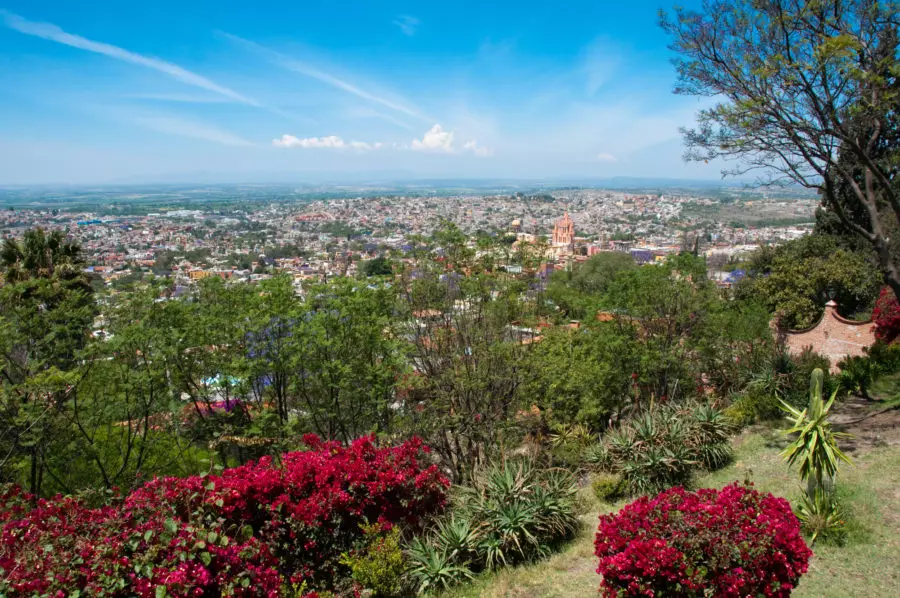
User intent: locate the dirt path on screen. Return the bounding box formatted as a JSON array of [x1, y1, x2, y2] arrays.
[[830, 395, 900, 453]]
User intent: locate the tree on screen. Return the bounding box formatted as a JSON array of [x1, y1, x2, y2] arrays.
[[780, 368, 851, 498], [1, 228, 85, 283], [547, 252, 637, 319], [0, 229, 94, 495], [738, 235, 882, 328], [661, 0, 900, 300], [362, 256, 394, 277], [601, 254, 718, 406]]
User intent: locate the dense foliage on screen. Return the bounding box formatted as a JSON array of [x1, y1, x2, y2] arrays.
[[595, 483, 812, 597], [0, 436, 448, 597]]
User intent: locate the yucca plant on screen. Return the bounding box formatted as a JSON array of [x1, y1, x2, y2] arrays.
[[780, 368, 852, 498], [406, 536, 474, 594]]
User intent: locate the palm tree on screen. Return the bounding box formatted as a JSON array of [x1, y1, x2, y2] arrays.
[[1, 228, 85, 283]]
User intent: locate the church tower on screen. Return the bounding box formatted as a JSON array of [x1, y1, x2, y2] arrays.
[[552, 211, 575, 248]]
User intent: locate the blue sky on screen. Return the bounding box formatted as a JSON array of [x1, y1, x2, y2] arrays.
[[0, 0, 722, 184]]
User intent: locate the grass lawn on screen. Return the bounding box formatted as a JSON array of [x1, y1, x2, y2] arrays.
[[439, 426, 900, 598]]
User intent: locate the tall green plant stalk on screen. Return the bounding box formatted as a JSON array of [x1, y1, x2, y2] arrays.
[[780, 369, 852, 497]]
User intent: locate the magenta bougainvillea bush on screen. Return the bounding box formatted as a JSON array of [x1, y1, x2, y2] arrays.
[[873, 286, 900, 343], [0, 435, 448, 597], [595, 483, 812, 598]]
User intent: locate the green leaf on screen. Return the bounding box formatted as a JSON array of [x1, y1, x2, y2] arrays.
[[155, 587, 167, 598], [164, 518, 178, 534]]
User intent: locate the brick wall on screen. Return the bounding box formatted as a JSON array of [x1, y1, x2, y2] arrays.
[[780, 301, 876, 372]]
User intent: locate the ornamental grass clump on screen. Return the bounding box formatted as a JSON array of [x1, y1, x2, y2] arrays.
[[595, 483, 812, 598]]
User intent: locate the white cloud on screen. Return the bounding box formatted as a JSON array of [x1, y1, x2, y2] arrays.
[[595, 152, 618, 163], [135, 116, 254, 147], [2, 11, 259, 107], [463, 140, 493, 157], [412, 124, 455, 152], [409, 126, 493, 156], [272, 134, 380, 151], [393, 15, 420, 36]]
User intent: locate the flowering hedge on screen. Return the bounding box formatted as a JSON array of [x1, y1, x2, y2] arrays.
[[594, 483, 812, 597], [0, 435, 448, 597], [874, 286, 900, 343]]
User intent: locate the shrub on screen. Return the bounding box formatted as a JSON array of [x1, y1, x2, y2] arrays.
[[582, 442, 612, 470], [866, 341, 900, 374], [838, 355, 877, 398], [340, 524, 408, 597], [591, 472, 626, 503], [722, 394, 757, 427], [873, 286, 900, 344], [0, 436, 449, 597], [595, 483, 812, 597], [406, 537, 474, 594]]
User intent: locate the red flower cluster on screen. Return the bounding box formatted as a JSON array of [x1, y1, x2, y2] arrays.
[[873, 287, 900, 343], [595, 483, 811, 597], [0, 435, 448, 597]]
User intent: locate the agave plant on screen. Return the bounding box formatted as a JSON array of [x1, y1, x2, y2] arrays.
[[406, 536, 474, 594], [433, 515, 480, 564], [582, 442, 612, 470], [781, 368, 852, 497], [687, 403, 734, 470]]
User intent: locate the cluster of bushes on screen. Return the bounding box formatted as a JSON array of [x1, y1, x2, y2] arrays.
[[406, 460, 580, 594], [724, 347, 836, 426], [838, 342, 900, 399], [0, 435, 448, 597], [584, 402, 733, 499], [594, 483, 812, 597]]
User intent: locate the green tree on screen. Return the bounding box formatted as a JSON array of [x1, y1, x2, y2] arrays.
[[601, 254, 718, 405], [546, 252, 636, 319], [362, 256, 394, 277], [1, 228, 85, 283], [738, 235, 882, 328], [662, 0, 900, 300]]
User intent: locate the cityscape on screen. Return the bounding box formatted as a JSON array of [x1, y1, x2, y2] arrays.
[[0, 183, 818, 296]]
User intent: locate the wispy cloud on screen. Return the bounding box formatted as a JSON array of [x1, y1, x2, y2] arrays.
[[1, 10, 260, 106], [581, 38, 622, 96], [124, 93, 237, 104], [223, 33, 426, 122], [346, 106, 415, 131], [273, 134, 382, 151], [595, 152, 618, 163], [393, 15, 420, 36], [135, 116, 255, 146]]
